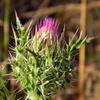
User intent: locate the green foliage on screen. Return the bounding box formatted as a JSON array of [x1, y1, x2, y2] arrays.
[[0, 71, 12, 100], [9, 14, 93, 100]]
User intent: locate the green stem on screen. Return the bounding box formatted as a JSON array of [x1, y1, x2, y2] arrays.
[[28, 91, 42, 100]]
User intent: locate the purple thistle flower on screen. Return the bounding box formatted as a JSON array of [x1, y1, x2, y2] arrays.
[[35, 17, 60, 42], [30, 17, 62, 52]]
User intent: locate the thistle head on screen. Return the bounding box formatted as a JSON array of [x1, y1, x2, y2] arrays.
[[30, 17, 61, 52], [37, 17, 60, 41]]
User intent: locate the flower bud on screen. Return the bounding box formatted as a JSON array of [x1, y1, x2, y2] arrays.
[[30, 17, 60, 52]]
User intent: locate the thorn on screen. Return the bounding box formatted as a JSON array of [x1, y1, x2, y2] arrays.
[[75, 27, 79, 35], [15, 10, 18, 20]]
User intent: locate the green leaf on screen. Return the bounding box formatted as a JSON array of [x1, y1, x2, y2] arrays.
[[59, 25, 65, 42], [24, 21, 32, 41], [25, 47, 37, 57], [33, 35, 38, 53], [45, 44, 53, 66], [86, 36, 96, 43], [70, 32, 85, 51], [71, 39, 82, 51], [45, 44, 50, 57], [15, 11, 24, 35], [11, 24, 17, 46], [69, 28, 79, 46]]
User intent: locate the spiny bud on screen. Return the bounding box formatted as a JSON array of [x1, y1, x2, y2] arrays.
[[30, 17, 61, 52]]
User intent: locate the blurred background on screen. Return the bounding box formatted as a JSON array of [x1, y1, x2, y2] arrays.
[[0, 0, 100, 100]]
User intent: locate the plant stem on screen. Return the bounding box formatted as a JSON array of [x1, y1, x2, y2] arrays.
[[78, 0, 86, 100], [3, 0, 10, 58], [28, 91, 42, 100]]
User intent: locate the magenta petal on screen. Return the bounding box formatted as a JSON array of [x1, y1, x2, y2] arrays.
[[35, 17, 60, 41]]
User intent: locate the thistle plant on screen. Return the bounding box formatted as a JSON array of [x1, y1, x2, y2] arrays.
[[9, 13, 94, 100]]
